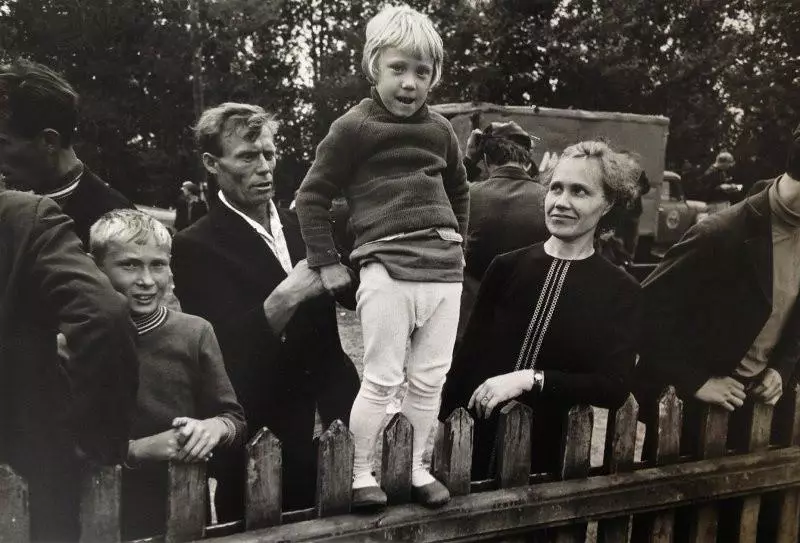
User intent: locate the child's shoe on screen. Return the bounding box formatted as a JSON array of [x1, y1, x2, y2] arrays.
[[411, 479, 450, 508]]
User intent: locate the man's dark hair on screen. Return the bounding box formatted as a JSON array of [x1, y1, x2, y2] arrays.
[[0, 59, 79, 147], [787, 124, 800, 179], [483, 137, 531, 167]]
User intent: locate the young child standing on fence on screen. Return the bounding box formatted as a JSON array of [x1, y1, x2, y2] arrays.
[[89, 209, 246, 539], [296, 5, 469, 510]]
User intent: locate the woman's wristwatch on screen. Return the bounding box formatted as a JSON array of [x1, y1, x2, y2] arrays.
[[532, 370, 545, 392]]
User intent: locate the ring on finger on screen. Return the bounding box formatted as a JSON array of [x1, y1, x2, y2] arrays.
[[481, 396, 490, 404]]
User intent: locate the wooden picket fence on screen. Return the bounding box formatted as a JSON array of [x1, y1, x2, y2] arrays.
[[4, 385, 800, 542]]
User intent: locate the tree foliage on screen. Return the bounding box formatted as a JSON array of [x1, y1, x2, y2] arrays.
[[0, 0, 796, 205]]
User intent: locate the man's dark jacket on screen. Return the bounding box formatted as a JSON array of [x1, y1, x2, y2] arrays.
[[61, 166, 133, 245], [636, 183, 800, 401], [465, 165, 548, 280], [0, 190, 138, 540], [171, 198, 359, 515]]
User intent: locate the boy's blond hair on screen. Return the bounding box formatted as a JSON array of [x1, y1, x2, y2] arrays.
[[361, 5, 444, 88], [89, 209, 172, 262]]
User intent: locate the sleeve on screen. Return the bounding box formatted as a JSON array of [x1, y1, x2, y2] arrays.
[[525, 282, 641, 409], [442, 120, 470, 240], [195, 322, 247, 448], [295, 114, 359, 268], [637, 221, 720, 398], [171, 234, 285, 381], [28, 198, 139, 464]]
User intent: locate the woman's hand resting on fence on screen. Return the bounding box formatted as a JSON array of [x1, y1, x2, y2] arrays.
[[171, 417, 228, 462], [469, 370, 535, 419]]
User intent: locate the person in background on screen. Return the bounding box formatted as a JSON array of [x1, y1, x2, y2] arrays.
[[174, 180, 208, 231], [440, 140, 641, 482], [0, 190, 138, 541], [0, 59, 133, 246], [456, 121, 548, 346], [295, 4, 469, 510], [688, 150, 741, 206], [88, 209, 245, 540], [172, 102, 359, 519]]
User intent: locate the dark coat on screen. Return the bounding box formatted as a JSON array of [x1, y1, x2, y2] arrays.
[[171, 198, 359, 514], [60, 166, 133, 246], [465, 165, 548, 281], [0, 190, 138, 540], [637, 185, 800, 401]]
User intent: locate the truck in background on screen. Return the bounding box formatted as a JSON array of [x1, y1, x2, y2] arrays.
[[430, 102, 696, 268]]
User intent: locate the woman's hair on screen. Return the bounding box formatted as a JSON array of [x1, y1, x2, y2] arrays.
[[540, 140, 643, 231], [89, 209, 172, 262], [361, 5, 444, 88]]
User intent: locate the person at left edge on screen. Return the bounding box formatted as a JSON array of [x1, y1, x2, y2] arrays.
[[0, 59, 133, 246], [171, 102, 359, 519], [0, 190, 138, 541]]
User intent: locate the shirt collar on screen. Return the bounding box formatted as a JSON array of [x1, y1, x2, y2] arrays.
[[43, 161, 84, 203], [217, 190, 284, 239]]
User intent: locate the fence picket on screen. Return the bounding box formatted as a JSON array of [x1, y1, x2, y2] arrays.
[[245, 427, 282, 530], [734, 401, 773, 543], [554, 405, 594, 543], [598, 394, 639, 543], [776, 386, 800, 543], [165, 462, 206, 543], [433, 408, 473, 497], [79, 465, 121, 543], [315, 420, 353, 518], [381, 413, 413, 504], [642, 386, 683, 543], [687, 405, 729, 543], [495, 401, 533, 489], [0, 464, 29, 543]]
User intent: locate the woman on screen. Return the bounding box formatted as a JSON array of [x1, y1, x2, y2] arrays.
[[439, 140, 642, 478]]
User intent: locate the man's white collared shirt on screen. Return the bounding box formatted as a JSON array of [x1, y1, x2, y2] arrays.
[[218, 190, 293, 274]]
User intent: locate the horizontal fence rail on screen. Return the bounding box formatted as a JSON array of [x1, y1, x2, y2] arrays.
[[3, 386, 800, 543]]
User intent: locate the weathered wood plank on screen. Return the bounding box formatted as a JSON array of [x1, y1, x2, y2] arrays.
[[165, 462, 206, 543], [433, 408, 473, 497], [688, 405, 729, 543], [0, 464, 29, 543], [79, 465, 121, 543], [776, 386, 800, 543], [555, 405, 593, 543], [246, 427, 282, 530], [316, 420, 354, 518], [735, 401, 773, 543], [645, 386, 682, 543], [195, 447, 800, 543], [598, 394, 639, 543], [381, 413, 412, 505], [495, 401, 533, 489]]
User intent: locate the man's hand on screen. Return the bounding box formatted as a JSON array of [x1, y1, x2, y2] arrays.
[[694, 376, 746, 411], [468, 370, 534, 419], [171, 417, 227, 463], [465, 128, 483, 162], [128, 429, 180, 463], [319, 262, 353, 296], [750, 368, 783, 405], [264, 259, 329, 332]]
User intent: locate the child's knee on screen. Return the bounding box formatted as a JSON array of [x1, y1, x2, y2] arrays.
[[359, 376, 399, 402]]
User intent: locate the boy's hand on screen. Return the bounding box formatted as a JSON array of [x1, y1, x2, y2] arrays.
[[171, 417, 227, 463], [750, 368, 783, 405], [694, 376, 746, 411], [319, 263, 353, 295], [129, 429, 180, 462]]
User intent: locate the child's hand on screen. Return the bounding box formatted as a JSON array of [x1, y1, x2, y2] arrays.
[[171, 417, 227, 463], [319, 263, 353, 295], [129, 429, 181, 463]]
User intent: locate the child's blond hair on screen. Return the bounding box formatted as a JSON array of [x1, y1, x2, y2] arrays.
[[89, 209, 172, 262], [361, 5, 444, 88]]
